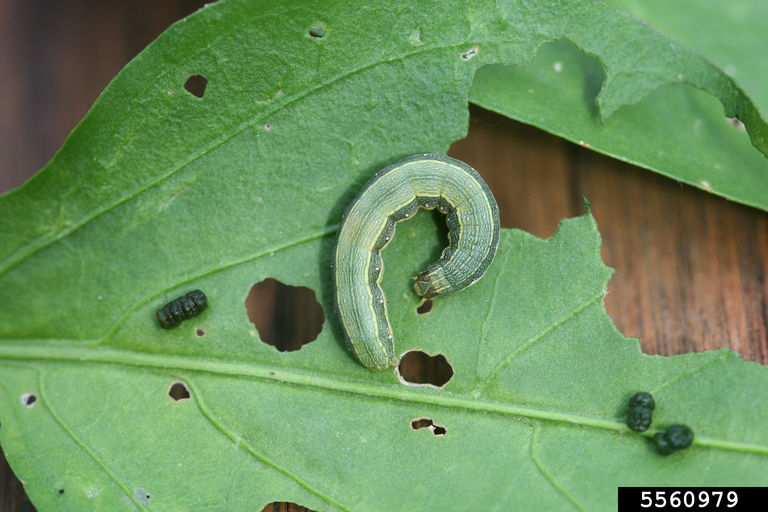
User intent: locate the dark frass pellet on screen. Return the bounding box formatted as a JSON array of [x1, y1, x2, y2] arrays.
[[629, 392, 655, 411], [626, 406, 653, 432], [653, 432, 674, 455], [156, 290, 207, 329], [654, 424, 694, 455], [665, 424, 694, 450], [626, 391, 655, 432]]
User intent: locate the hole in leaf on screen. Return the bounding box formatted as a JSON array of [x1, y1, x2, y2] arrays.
[[461, 46, 479, 61], [184, 74, 208, 98], [168, 381, 191, 401], [261, 502, 319, 512], [246, 278, 324, 352], [307, 22, 326, 39], [410, 417, 447, 436], [416, 300, 433, 314], [58, 489, 64, 495], [397, 350, 453, 387], [727, 116, 746, 131], [411, 418, 432, 429], [195, 327, 207, 338], [21, 393, 37, 408]]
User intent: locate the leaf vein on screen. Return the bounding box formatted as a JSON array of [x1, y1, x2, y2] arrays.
[[480, 291, 604, 389], [97, 224, 338, 343], [0, 40, 474, 278], [37, 369, 148, 510], [474, 254, 511, 381], [2, 346, 765, 456], [186, 378, 353, 512], [530, 425, 588, 512], [651, 351, 730, 395]]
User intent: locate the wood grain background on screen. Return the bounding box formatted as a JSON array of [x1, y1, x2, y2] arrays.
[[1, 1, 766, 510]]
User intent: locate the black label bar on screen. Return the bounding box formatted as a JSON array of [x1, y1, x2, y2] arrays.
[[618, 487, 766, 511]]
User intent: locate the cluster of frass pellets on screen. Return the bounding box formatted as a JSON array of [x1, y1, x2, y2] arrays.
[[626, 391, 694, 455], [156, 289, 208, 329]]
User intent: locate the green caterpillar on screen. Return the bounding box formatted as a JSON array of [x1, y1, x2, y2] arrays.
[[334, 154, 500, 370]]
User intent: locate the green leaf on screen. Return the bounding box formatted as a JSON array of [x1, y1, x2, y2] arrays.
[[2, 211, 768, 511], [606, 0, 768, 112], [469, 1, 768, 210], [1, 1, 767, 510]]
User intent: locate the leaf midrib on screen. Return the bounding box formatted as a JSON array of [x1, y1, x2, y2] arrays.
[[1, 343, 765, 456]]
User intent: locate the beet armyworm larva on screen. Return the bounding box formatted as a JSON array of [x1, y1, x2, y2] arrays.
[[334, 154, 499, 370]]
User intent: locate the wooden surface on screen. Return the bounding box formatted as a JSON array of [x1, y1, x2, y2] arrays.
[[1, 2, 767, 510], [450, 109, 768, 363]]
